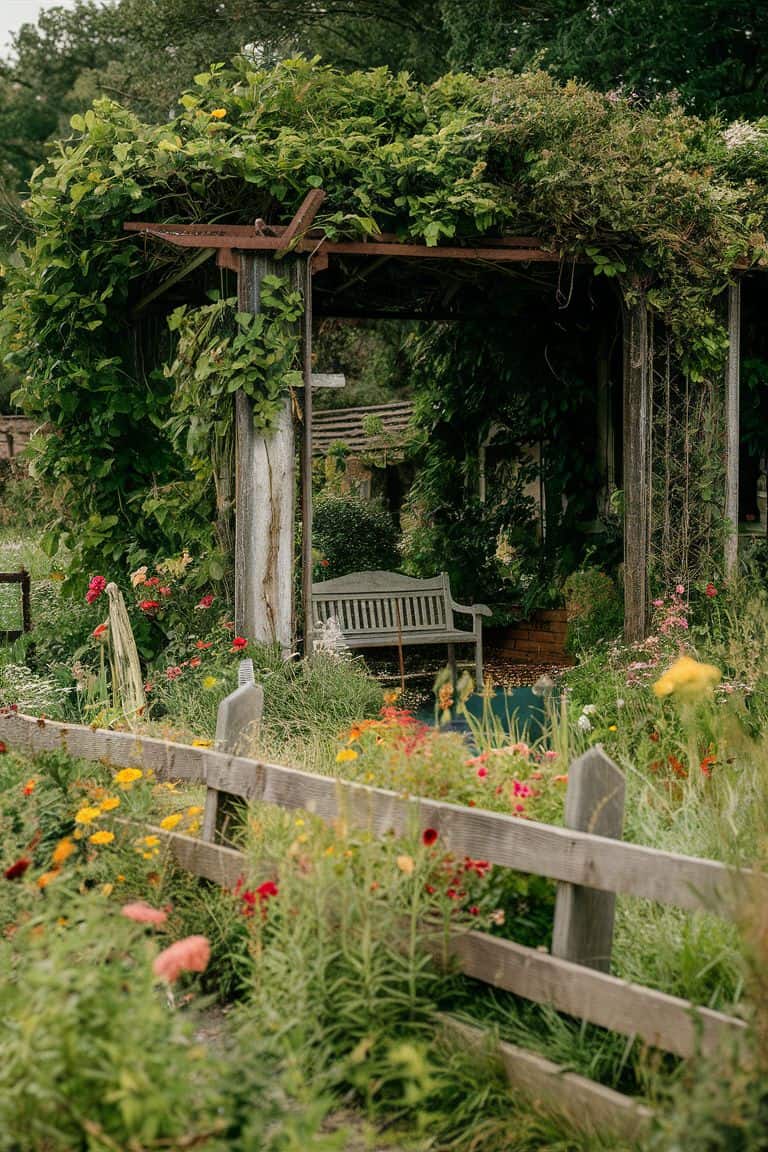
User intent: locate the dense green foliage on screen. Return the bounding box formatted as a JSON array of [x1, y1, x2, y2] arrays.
[[313, 492, 400, 578], [3, 58, 768, 580]]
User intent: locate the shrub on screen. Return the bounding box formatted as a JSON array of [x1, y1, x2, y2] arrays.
[[563, 566, 623, 652], [313, 493, 400, 578]]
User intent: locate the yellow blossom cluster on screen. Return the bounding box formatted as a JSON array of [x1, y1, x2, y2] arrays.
[[653, 656, 721, 701]]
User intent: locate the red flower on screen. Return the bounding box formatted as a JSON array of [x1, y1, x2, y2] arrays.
[[158, 586, 172, 597], [705, 583, 718, 598], [240, 879, 279, 917], [195, 640, 213, 650], [92, 622, 108, 639], [144, 682, 153, 693], [320, 559, 329, 567], [0, 740, 7, 753], [256, 880, 278, 900], [189, 657, 202, 668], [138, 600, 161, 613], [197, 594, 214, 609], [85, 575, 106, 604], [145, 576, 160, 588], [166, 666, 183, 680], [422, 828, 438, 847], [4, 858, 31, 880], [232, 636, 248, 651]]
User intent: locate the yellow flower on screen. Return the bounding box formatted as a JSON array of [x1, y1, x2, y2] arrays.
[[396, 854, 415, 876], [99, 797, 120, 812], [160, 813, 183, 831], [89, 830, 115, 846], [52, 837, 76, 865], [210, 108, 227, 118], [142, 835, 160, 848], [192, 738, 212, 748], [116, 874, 126, 883], [187, 820, 201, 835], [653, 656, 721, 701], [186, 805, 203, 817], [75, 806, 101, 825], [336, 748, 358, 763], [608, 725, 617, 732], [101, 883, 114, 896], [114, 767, 143, 788], [202, 676, 218, 690]]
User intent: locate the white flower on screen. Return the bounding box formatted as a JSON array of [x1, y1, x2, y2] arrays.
[[582, 704, 597, 716], [616, 698, 625, 709], [312, 616, 350, 659], [577, 714, 592, 732]]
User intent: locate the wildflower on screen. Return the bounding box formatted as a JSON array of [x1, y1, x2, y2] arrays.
[[577, 714, 592, 732], [336, 748, 358, 763], [186, 806, 203, 817], [75, 805, 101, 824], [489, 908, 505, 926], [196, 594, 214, 609], [85, 575, 106, 604], [99, 797, 120, 812], [130, 566, 148, 587], [114, 767, 143, 788], [122, 901, 168, 925], [608, 724, 617, 732], [653, 656, 721, 701], [22, 778, 36, 796], [397, 854, 415, 875], [89, 830, 115, 846], [4, 858, 30, 880], [139, 600, 161, 613], [153, 935, 211, 982], [476, 765, 488, 778], [705, 583, 718, 598], [189, 657, 202, 668], [652, 598, 664, 607], [700, 754, 717, 776], [92, 622, 109, 639], [166, 666, 183, 680], [191, 737, 212, 747], [158, 586, 171, 597], [202, 676, 218, 690], [160, 813, 183, 831], [675, 584, 685, 595], [52, 838, 76, 865], [37, 869, 59, 888], [209, 108, 227, 118], [511, 741, 530, 756], [543, 749, 558, 761], [422, 828, 438, 847], [232, 636, 248, 651], [195, 640, 213, 650], [144, 682, 153, 693]]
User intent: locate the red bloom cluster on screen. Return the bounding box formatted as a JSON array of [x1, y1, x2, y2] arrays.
[[239, 879, 279, 917], [232, 636, 248, 651], [705, 583, 718, 598], [138, 600, 161, 613], [422, 828, 438, 847], [85, 575, 106, 604], [197, 594, 214, 609], [4, 858, 31, 880]]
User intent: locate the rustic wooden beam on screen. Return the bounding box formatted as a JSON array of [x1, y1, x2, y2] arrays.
[[725, 281, 741, 577], [301, 258, 315, 657], [276, 189, 326, 257], [622, 291, 651, 642], [234, 254, 296, 652]]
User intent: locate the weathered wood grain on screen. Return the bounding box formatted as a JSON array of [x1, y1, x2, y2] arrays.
[[203, 682, 264, 843], [143, 823, 246, 888], [552, 747, 626, 971], [435, 929, 744, 1059], [439, 1015, 654, 1139], [724, 281, 741, 577], [0, 711, 760, 915], [623, 292, 651, 642]]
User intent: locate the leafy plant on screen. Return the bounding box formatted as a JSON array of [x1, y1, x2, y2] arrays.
[[313, 492, 400, 578]]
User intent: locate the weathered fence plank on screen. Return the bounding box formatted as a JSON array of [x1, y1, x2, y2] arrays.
[[202, 682, 264, 843], [439, 1016, 654, 1139], [552, 747, 626, 971], [437, 928, 744, 1059], [0, 711, 760, 916]]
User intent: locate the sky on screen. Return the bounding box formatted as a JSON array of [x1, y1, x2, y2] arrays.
[[0, 0, 77, 53]]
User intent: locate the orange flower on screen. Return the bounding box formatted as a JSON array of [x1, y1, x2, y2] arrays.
[[37, 869, 60, 889], [52, 837, 76, 865]]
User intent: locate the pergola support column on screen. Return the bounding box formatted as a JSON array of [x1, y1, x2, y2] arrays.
[[234, 253, 295, 653], [622, 291, 651, 643], [724, 281, 741, 578]]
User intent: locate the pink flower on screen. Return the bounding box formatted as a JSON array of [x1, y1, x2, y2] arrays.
[[121, 901, 168, 925], [158, 586, 172, 597], [85, 575, 107, 604], [675, 584, 685, 595], [153, 935, 211, 982], [196, 594, 214, 609], [652, 598, 664, 608], [543, 750, 558, 761], [166, 666, 183, 680], [476, 765, 488, 778]]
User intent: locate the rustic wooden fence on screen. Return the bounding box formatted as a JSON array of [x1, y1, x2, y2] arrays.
[[0, 706, 755, 1141]]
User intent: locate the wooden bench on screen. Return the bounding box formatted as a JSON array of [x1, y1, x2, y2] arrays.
[[311, 570, 491, 686]]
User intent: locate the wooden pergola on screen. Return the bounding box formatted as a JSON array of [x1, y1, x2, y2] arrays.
[[125, 190, 742, 652]]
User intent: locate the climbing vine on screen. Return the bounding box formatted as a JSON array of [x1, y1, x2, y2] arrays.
[[2, 58, 768, 583]]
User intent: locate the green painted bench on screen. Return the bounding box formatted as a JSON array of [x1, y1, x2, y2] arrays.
[[311, 570, 491, 687]]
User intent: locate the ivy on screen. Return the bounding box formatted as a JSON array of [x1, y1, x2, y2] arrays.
[[2, 58, 768, 582]]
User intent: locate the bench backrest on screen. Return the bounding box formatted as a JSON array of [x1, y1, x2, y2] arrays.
[[311, 570, 454, 639]]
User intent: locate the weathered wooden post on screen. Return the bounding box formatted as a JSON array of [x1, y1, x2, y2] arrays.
[[552, 746, 626, 972], [202, 671, 264, 845], [234, 254, 297, 653], [724, 281, 741, 578], [622, 289, 651, 642]]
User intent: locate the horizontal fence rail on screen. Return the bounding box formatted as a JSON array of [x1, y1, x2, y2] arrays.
[[1, 710, 761, 915]]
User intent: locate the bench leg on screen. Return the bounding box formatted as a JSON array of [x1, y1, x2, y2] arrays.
[[475, 632, 483, 691]]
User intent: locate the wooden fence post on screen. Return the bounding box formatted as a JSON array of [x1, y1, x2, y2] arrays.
[[724, 281, 741, 578], [202, 679, 264, 844], [622, 290, 650, 642], [552, 746, 626, 972]]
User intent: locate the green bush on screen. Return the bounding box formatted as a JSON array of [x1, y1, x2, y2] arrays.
[[563, 567, 623, 652], [313, 493, 400, 578]]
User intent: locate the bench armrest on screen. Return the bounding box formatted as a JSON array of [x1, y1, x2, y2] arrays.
[[451, 600, 492, 619]]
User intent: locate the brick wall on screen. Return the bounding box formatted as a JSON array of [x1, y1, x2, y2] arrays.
[[486, 608, 571, 664], [0, 417, 35, 461]]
